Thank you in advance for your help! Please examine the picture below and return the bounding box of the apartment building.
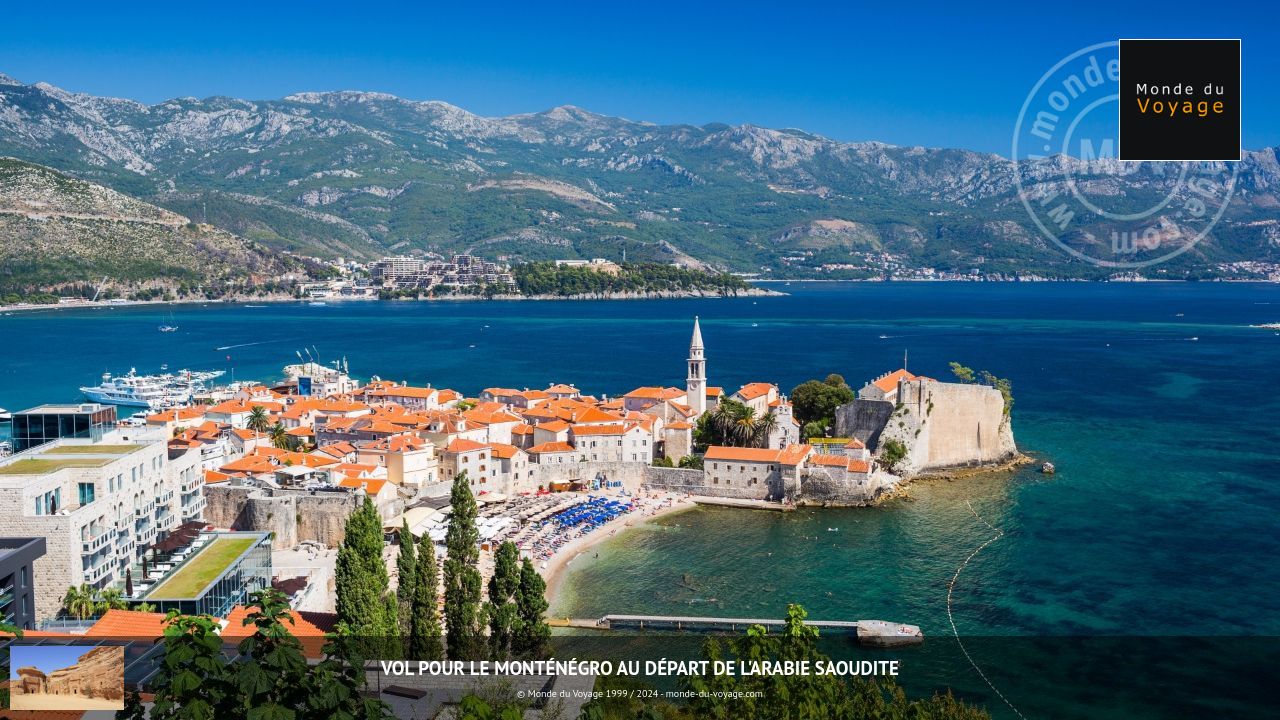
[0,430,203,620]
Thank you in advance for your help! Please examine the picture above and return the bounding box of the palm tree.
[246,405,270,433]
[269,422,291,450]
[751,411,779,448]
[63,583,98,620]
[97,587,129,612]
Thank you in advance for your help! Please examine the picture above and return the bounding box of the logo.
[1012,41,1238,269]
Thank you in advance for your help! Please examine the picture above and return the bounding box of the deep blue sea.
[2,282,1278,718]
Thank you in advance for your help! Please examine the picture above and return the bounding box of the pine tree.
[336,497,396,654]
[408,534,444,660]
[395,519,417,635]
[486,540,522,659]
[513,557,551,659]
[443,471,484,660]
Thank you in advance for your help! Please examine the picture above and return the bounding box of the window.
[78,482,96,506]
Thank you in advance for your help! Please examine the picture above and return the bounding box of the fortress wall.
[639,465,774,499]
[833,400,896,450]
[295,493,361,547]
[835,380,1016,478]
[922,382,1015,468]
[244,494,298,550]
[203,484,254,529]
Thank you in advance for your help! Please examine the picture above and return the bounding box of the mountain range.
[2,71,1279,284]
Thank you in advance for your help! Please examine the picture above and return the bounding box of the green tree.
[790,378,854,429]
[117,688,147,720]
[443,471,485,660]
[879,439,908,473]
[335,497,397,654]
[651,456,674,467]
[677,454,704,470]
[62,583,98,620]
[147,612,233,720]
[269,422,293,450]
[695,398,776,449]
[949,362,976,383]
[682,604,990,720]
[486,541,522,659]
[395,520,417,635]
[512,558,550,659]
[409,534,445,661]
[247,405,271,433]
[230,589,310,719]
[97,587,130,612]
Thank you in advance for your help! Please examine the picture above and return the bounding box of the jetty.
[547,614,923,647]
[687,496,793,512]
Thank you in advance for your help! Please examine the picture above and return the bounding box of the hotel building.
[0,429,204,621]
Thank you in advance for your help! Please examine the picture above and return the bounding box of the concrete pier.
[548,614,923,646]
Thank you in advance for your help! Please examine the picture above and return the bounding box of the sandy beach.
[539,493,695,611]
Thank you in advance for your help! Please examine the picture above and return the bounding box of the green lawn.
[0,457,114,475]
[44,444,142,455]
[145,537,257,599]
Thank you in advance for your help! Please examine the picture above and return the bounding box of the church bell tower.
[687,316,707,415]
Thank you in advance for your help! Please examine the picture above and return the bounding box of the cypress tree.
[395,519,417,634]
[443,471,484,659]
[486,540,521,659]
[408,533,444,660]
[336,497,396,652]
[513,557,551,659]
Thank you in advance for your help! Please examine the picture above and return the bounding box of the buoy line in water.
[946,500,1028,720]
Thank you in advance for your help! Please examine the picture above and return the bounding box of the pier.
[687,496,793,512]
[547,614,923,646]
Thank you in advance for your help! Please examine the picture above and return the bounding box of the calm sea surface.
[2,282,1278,718]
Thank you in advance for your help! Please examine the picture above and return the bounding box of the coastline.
[0,287,781,314]
[540,494,696,612]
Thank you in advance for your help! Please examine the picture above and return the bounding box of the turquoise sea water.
[3,282,1278,717]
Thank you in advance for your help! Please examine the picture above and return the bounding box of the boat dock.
[687,496,793,512]
[547,614,923,646]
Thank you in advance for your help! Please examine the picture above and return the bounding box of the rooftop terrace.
[144,536,259,600]
[0,441,147,475]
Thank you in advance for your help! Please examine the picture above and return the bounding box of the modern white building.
[0,429,203,621]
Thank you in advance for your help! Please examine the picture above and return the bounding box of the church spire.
[687,316,707,415]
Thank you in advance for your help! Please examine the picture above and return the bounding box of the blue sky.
[1,0,1273,154]
[9,644,104,676]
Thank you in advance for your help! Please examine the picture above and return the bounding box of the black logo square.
[1119,39,1240,161]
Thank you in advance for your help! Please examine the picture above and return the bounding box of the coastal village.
[0,317,1013,713]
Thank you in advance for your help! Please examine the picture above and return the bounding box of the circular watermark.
[1012,41,1239,269]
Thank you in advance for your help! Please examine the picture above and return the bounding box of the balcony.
[81,527,116,554]
[158,489,175,504]
[181,496,206,518]
[0,584,13,608]
[137,525,157,545]
[83,557,112,584]
[135,499,156,517]
[181,475,202,494]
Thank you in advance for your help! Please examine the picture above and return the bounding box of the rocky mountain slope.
[2,72,1279,278]
[0,157,301,296]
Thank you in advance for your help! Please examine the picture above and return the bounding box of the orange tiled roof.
[625,386,684,400]
[337,477,388,495]
[571,423,626,436]
[666,421,694,430]
[445,438,489,453]
[546,383,579,394]
[704,446,782,463]
[222,605,331,658]
[809,454,851,467]
[489,443,524,459]
[848,459,871,473]
[527,441,575,454]
[778,444,813,466]
[85,608,171,640]
[146,406,206,422]
[871,369,917,393]
[844,438,866,449]
[205,469,233,484]
[735,382,775,401]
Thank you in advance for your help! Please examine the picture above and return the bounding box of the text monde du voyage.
[1134,82,1229,118]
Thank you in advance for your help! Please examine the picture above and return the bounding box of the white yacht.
[80,368,225,409]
